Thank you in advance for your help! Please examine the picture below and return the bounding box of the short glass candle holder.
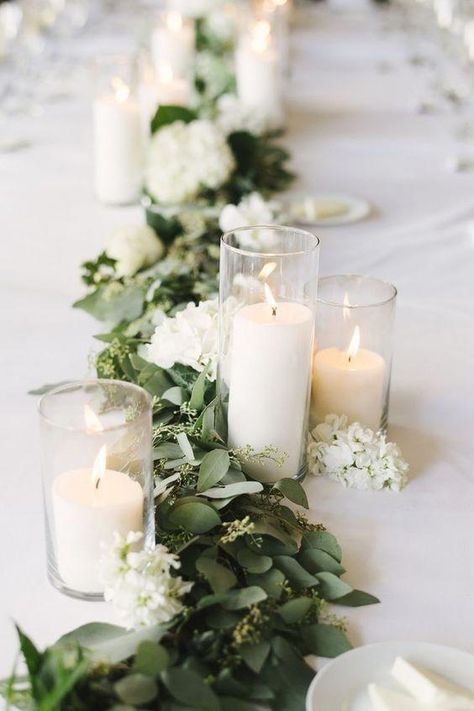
[219,225,320,484]
[39,380,154,601]
[311,274,397,433]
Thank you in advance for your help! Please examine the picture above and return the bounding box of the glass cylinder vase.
[219,225,320,484]
[39,380,154,601]
[311,274,397,433]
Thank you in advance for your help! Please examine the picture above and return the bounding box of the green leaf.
[177,432,195,461]
[150,105,197,134]
[298,548,345,576]
[240,640,271,674]
[73,284,145,324]
[154,443,183,460]
[197,449,230,493]
[141,368,173,397]
[277,597,312,624]
[56,623,163,664]
[273,556,319,590]
[301,531,342,562]
[316,572,353,601]
[237,548,272,574]
[16,626,42,678]
[249,522,298,552]
[161,668,220,711]
[200,481,263,499]
[162,387,186,405]
[302,624,352,658]
[196,557,237,593]
[206,608,240,629]
[114,674,158,705]
[133,641,169,677]
[335,589,380,607]
[219,698,256,711]
[247,569,285,599]
[221,586,267,610]
[273,479,309,508]
[169,498,221,534]
[189,363,210,411]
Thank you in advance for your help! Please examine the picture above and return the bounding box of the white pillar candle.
[235,19,284,129]
[151,11,195,80]
[464,21,474,61]
[139,63,192,136]
[228,295,313,483]
[311,326,386,431]
[53,446,144,593]
[93,78,143,205]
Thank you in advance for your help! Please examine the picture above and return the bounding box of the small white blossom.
[105,225,164,277]
[145,119,235,206]
[308,414,409,492]
[141,299,218,379]
[216,94,267,136]
[219,192,283,250]
[101,531,192,630]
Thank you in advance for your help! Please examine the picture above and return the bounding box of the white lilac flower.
[141,299,218,380]
[308,414,409,492]
[101,531,192,630]
[105,225,164,277]
[216,94,267,137]
[145,119,235,206]
[219,192,283,250]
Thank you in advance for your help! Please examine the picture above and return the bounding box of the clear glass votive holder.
[219,225,320,484]
[312,274,397,433]
[39,380,154,601]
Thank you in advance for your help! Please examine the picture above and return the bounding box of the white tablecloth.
[1,0,474,677]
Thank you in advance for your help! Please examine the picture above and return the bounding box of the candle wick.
[272,306,277,317]
[95,478,101,490]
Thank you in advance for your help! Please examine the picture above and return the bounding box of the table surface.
[2,0,474,679]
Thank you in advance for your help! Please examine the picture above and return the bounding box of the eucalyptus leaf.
[150,105,197,134]
[73,284,145,324]
[301,531,342,562]
[237,548,272,574]
[114,674,158,705]
[197,449,230,493]
[168,498,221,533]
[189,362,210,411]
[316,572,353,600]
[240,640,271,674]
[195,557,237,593]
[273,478,309,508]
[302,623,352,658]
[273,556,319,590]
[246,569,285,599]
[221,586,267,610]
[132,641,169,677]
[177,432,195,461]
[161,668,220,711]
[298,548,346,576]
[277,597,312,624]
[334,589,380,607]
[162,387,186,405]
[200,481,263,499]
[219,698,256,711]
[56,623,164,664]
[206,608,240,629]
[154,443,183,461]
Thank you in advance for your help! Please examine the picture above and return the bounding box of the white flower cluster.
[145,120,235,206]
[216,94,267,137]
[106,225,164,278]
[219,192,283,250]
[101,531,192,630]
[141,299,218,379]
[308,414,409,492]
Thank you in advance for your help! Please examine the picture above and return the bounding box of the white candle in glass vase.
[139,63,191,137]
[151,11,195,79]
[228,284,313,483]
[311,326,386,431]
[53,445,144,593]
[236,19,284,129]
[93,77,143,205]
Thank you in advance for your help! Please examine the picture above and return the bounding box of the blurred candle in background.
[151,10,195,80]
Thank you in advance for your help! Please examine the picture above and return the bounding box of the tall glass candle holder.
[39,380,154,601]
[311,274,397,433]
[93,54,144,206]
[219,225,320,483]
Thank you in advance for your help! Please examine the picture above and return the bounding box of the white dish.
[305,641,474,711]
[286,193,371,227]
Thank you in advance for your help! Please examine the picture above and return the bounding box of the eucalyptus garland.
[5,9,381,711]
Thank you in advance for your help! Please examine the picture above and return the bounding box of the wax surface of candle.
[151,13,194,78]
[93,91,143,205]
[311,346,386,430]
[228,301,313,483]
[53,468,143,592]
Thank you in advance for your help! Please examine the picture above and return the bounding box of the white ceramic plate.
[306,641,474,711]
[286,193,371,227]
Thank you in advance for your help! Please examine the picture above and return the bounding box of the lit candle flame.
[264,282,277,317]
[343,292,351,321]
[346,325,360,363]
[84,404,103,433]
[111,76,130,103]
[158,62,173,83]
[167,10,183,31]
[91,444,107,490]
[258,261,277,281]
[251,20,271,53]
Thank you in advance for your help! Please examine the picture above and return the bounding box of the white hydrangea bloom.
[141,299,218,379]
[216,94,267,137]
[105,225,164,277]
[308,414,409,492]
[219,192,282,250]
[101,531,192,630]
[145,120,235,206]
